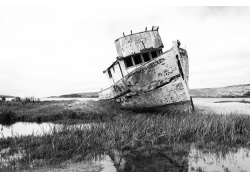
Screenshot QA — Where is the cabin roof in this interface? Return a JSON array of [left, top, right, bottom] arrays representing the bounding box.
[[114, 26, 159, 42], [103, 60, 119, 74]]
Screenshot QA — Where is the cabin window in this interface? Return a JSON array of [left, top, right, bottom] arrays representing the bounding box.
[[133, 54, 142, 65], [108, 69, 112, 78], [151, 50, 158, 59], [124, 56, 134, 68], [142, 52, 150, 62]]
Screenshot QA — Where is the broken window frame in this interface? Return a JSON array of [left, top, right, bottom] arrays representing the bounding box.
[[150, 50, 158, 59], [123, 48, 162, 69], [158, 49, 163, 55], [141, 52, 151, 63], [132, 54, 143, 66], [108, 69, 112, 79], [124, 56, 134, 69], [140, 54, 145, 63]]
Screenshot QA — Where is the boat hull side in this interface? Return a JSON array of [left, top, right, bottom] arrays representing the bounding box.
[[99, 79, 128, 99], [118, 75, 191, 109], [99, 47, 181, 100]]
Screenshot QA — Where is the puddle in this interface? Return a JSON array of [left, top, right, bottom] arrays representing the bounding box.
[[0, 122, 93, 138], [95, 155, 116, 172], [95, 145, 250, 172]]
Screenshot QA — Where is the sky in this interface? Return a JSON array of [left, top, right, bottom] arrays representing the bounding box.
[[0, 4, 250, 97]]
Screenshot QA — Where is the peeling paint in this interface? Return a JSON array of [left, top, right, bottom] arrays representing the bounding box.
[[115, 30, 163, 58], [179, 48, 189, 89], [120, 76, 189, 108]]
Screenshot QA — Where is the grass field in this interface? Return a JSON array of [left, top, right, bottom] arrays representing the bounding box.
[[1, 99, 250, 171], [0, 100, 119, 126]]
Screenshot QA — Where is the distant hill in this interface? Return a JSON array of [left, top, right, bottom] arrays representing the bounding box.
[[54, 84, 250, 99], [58, 92, 99, 98], [190, 84, 250, 98], [0, 95, 14, 98]]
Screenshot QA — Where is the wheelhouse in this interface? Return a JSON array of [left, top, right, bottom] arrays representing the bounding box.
[[103, 26, 164, 86]]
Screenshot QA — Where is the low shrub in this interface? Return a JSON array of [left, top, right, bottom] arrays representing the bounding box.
[[0, 110, 17, 126]]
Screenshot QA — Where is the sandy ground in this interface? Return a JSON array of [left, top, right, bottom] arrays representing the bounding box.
[[192, 98, 250, 115]]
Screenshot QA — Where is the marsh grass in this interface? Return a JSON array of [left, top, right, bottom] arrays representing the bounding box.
[[0, 100, 119, 125], [0, 110, 18, 126], [1, 104, 250, 171]]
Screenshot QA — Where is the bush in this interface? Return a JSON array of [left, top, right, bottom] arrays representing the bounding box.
[[243, 91, 250, 97], [0, 110, 17, 126], [21, 96, 40, 105], [12, 97, 21, 102]]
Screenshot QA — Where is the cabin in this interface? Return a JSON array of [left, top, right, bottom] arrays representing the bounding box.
[[103, 26, 164, 87]]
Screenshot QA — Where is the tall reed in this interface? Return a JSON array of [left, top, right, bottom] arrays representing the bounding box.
[[1, 110, 250, 171]]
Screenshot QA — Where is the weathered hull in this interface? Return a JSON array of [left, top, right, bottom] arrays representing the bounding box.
[[99, 43, 192, 109], [118, 75, 190, 108]]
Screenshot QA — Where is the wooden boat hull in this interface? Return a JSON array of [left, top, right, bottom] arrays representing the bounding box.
[[99, 42, 192, 110], [118, 75, 190, 108]]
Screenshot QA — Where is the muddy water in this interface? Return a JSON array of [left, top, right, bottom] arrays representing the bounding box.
[[0, 122, 92, 138], [96, 145, 250, 172]]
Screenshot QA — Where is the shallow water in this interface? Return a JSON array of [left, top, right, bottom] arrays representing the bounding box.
[[0, 122, 92, 138], [192, 98, 250, 115], [4, 98, 14, 101], [188, 145, 250, 172], [4, 97, 99, 102], [193, 97, 250, 103], [96, 145, 250, 172], [96, 155, 116, 172], [40, 97, 99, 101]]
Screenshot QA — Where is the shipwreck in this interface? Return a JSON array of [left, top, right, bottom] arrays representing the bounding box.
[[99, 26, 194, 110]]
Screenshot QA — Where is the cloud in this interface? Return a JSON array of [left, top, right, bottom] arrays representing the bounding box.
[[1, 6, 250, 97], [205, 6, 246, 14]]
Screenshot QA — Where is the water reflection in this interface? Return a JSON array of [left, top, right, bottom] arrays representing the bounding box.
[[98, 145, 190, 172], [0, 122, 91, 138], [96, 155, 116, 172], [97, 144, 250, 172], [188, 144, 250, 172]]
